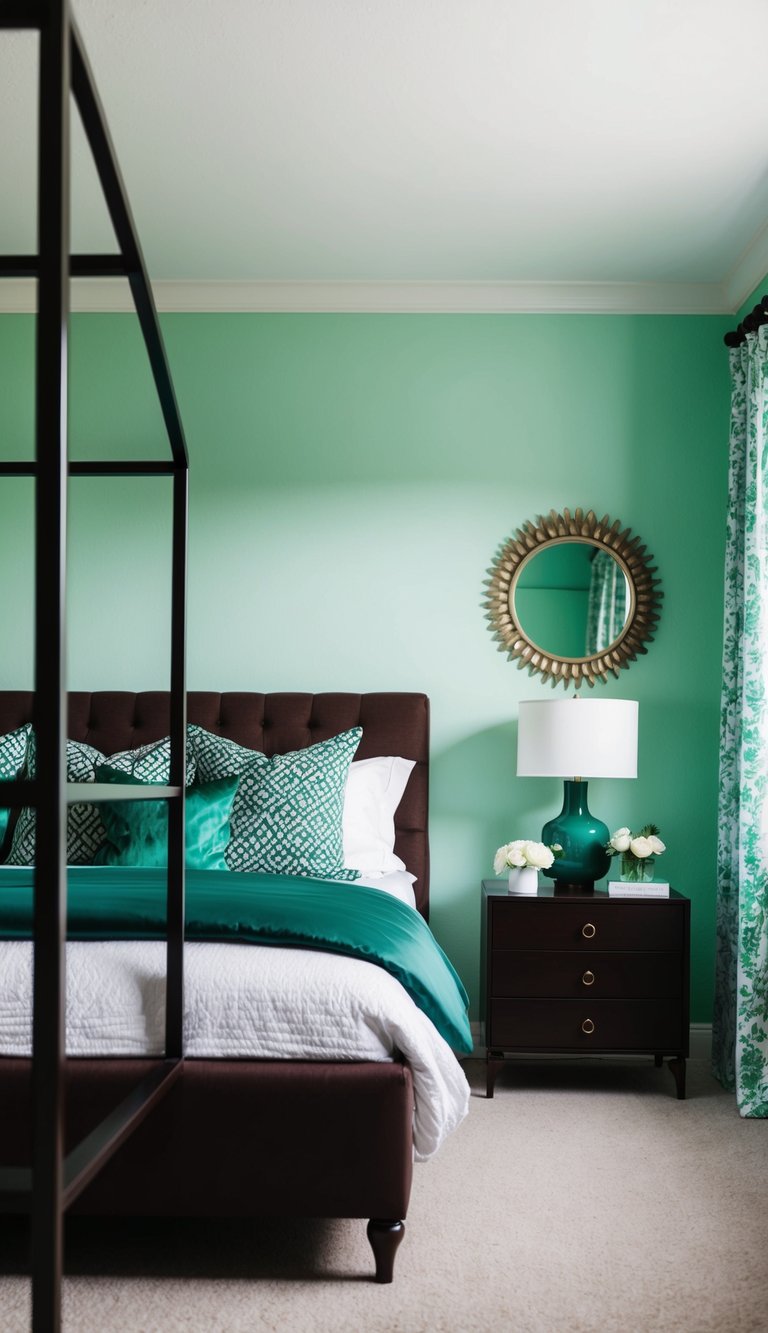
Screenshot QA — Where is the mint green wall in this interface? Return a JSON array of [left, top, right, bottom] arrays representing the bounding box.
[[0, 311, 730, 1021]]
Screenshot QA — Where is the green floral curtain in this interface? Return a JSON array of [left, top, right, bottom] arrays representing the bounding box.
[[713, 325, 768, 1116], [585, 550, 627, 654]]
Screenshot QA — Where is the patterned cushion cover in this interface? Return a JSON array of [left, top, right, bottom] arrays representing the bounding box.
[[188, 724, 362, 880], [0, 724, 32, 857], [6, 734, 197, 866]]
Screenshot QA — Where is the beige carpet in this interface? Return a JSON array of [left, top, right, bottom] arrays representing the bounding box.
[[1, 1057, 767, 1332]]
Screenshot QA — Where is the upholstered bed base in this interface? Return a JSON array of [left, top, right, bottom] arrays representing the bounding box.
[[0, 692, 430, 1282], [0, 1058, 414, 1224]]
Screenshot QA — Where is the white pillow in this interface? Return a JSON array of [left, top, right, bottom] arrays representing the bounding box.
[[355, 869, 417, 909], [342, 755, 416, 877]]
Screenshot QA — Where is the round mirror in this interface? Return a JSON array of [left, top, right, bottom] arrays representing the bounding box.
[[484, 508, 662, 688], [514, 540, 633, 659]]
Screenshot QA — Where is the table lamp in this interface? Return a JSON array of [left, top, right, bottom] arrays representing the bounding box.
[[517, 698, 638, 891]]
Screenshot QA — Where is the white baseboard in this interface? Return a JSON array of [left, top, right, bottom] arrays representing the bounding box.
[[688, 1024, 713, 1060], [470, 1021, 712, 1061]]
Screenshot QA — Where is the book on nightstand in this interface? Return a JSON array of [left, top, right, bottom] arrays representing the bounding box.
[[608, 881, 670, 898]]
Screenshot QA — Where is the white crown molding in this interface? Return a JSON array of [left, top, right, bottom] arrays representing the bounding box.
[[0, 277, 732, 315], [723, 220, 768, 315]]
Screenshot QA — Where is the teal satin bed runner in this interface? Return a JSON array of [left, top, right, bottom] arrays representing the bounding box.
[[0, 866, 472, 1055]]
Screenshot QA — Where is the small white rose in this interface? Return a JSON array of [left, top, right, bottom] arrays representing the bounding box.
[[494, 841, 527, 873], [647, 835, 666, 855], [522, 839, 555, 870], [493, 843, 516, 875], [610, 832, 631, 853], [629, 836, 653, 858]]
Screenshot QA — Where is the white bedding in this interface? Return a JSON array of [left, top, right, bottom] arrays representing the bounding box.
[[355, 868, 417, 906], [0, 873, 469, 1161]]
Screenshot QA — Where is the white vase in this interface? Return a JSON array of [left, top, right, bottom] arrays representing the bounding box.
[[508, 866, 538, 894]]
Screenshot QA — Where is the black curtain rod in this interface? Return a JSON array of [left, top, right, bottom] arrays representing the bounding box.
[[724, 295, 768, 348]]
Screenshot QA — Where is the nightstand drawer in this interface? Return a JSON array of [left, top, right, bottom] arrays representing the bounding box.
[[491, 950, 682, 999], [489, 999, 683, 1051], [490, 900, 683, 952]]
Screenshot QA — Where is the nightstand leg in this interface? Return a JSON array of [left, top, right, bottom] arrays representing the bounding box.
[[653, 1054, 663, 1068], [667, 1056, 686, 1099], [486, 1050, 505, 1098]]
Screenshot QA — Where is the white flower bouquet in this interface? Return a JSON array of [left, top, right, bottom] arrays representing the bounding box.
[[605, 823, 666, 882], [493, 839, 562, 874]]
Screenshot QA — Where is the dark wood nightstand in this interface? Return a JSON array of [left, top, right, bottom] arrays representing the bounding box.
[[480, 879, 690, 1099]]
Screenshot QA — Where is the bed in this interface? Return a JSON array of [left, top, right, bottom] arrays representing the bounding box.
[[0, 689, 470, 1283]]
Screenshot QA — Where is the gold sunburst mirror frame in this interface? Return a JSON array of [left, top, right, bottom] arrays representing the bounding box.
[[484, 507, 663, 688]]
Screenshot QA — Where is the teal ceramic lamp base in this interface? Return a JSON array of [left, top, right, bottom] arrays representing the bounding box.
[[542, 779, 610, 891]]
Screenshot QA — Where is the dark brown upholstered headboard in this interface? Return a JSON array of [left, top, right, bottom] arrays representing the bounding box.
[[0, 691, 430, 918]]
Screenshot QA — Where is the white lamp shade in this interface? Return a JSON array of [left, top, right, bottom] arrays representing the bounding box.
[[517, 698, 638, 779]]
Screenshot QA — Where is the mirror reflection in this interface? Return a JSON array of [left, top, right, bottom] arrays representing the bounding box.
[[513, 540, 631, 659]]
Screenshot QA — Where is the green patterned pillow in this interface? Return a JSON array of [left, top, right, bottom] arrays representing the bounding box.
[[93, 765, 238, 870], [0, 724, 32, 858], [6, 734, 197, 866], [7, 735, 106, 865], [188, 724, 362, 880]]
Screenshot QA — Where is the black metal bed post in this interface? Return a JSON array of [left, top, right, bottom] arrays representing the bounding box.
[[166, 465, 188, 1057], [31, 1, 70, 1327], [68, 8, 190, 1062], [0, 5, 190, 1325]]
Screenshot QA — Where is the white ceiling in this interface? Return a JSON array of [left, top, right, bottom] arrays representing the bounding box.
[[1, 0, 768, 310]]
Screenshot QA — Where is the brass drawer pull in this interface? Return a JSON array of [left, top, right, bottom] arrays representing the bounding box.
[[582, 970, 595, 987], [581, 922, 596, 939], [582, 1018, 595, 1035]]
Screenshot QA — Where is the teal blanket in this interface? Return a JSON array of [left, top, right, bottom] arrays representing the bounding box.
[[0, 866, 472, 1055]]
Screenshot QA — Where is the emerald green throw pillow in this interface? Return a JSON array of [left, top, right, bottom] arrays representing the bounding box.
[[187, 724, 362, 880], [93, 765, 238, 871], [0, 724, 32, 858]]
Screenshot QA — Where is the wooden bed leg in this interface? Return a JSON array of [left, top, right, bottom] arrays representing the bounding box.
[[367, 1218, 405, 1283]]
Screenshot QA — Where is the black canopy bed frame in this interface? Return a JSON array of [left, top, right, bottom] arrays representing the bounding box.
[[0, 5, 428, 1327]]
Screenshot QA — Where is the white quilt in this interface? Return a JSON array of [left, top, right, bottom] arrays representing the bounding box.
[[0, 937, 470, 1161]]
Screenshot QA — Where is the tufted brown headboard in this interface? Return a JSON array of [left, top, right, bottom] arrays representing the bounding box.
[[0, 691, 430, 919]]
